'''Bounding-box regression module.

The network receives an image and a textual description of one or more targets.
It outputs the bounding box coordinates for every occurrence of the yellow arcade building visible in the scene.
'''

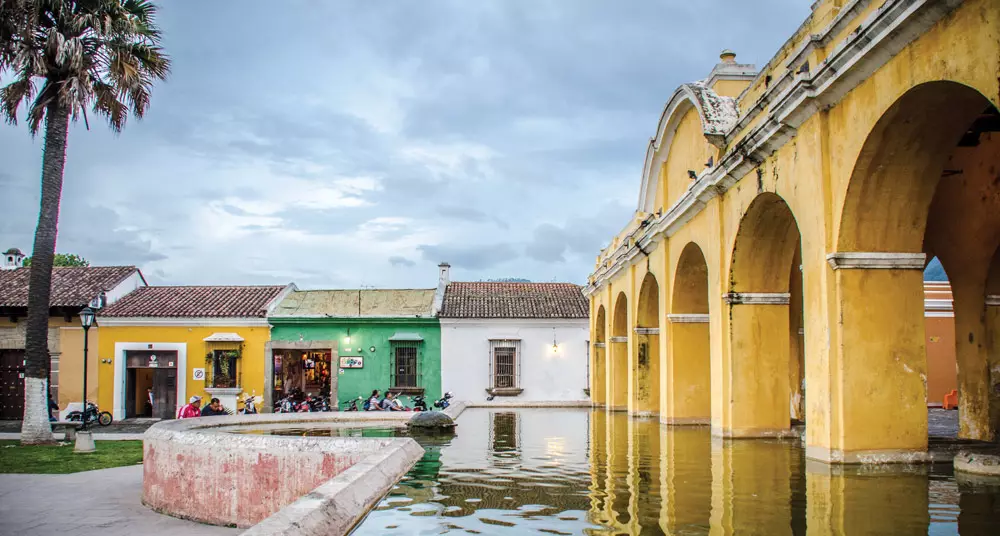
[96,285,291,419]
[586,0,1000,464]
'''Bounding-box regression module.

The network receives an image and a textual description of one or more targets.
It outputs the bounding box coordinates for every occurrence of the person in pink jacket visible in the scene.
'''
[177,395,202,419]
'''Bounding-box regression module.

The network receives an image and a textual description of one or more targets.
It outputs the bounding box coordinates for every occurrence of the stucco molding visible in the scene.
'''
[826,252,926,270]
[608,336,628,343]
[985,295,1000,307]
[666,314,710,323]
[722,293,790,305]
[593,342,607,349]
[113,342,187,421]
[587,0,962,295]
[634,327,660,335]
[98,317,269,327]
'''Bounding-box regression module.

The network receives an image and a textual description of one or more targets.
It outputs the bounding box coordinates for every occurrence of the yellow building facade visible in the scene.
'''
[587,0,1000,463]
[95,285,289,419]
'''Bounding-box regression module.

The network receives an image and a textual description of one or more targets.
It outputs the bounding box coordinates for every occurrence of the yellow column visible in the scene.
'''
[665,314,711,424]
[610,338,629,410]
[592,343,607,406]
[819,253,928,462]
[720,293,792,437]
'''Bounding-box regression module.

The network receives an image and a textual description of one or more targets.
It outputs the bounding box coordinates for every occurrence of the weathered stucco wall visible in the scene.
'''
[142,412,424,530]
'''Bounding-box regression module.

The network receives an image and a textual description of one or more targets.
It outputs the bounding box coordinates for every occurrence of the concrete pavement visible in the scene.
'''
[0,465,239,536]
[0,432,145,441]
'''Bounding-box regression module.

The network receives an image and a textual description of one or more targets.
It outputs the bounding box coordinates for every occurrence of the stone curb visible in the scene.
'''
[954,450,1000,477]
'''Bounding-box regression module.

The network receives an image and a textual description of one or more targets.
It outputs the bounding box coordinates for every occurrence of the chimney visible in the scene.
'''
[720,49,737,64]
[2,248,26,270]
[432,262,451,316]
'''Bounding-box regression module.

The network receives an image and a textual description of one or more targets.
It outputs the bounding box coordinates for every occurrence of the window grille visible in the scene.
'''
[489,411,519,452]
[489,339,521,390]
[391,341,420,389]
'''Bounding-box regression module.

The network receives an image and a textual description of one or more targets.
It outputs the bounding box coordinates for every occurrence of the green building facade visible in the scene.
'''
[267,289,441,409]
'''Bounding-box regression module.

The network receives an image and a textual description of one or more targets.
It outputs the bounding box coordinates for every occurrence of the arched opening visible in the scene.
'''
[667,242,711,423]
[835,81,1000,452]
[593,306,608,406]
[611,293,630,410]
[922,257,957,413]
[725,192,803,437]
[633,273,661,415]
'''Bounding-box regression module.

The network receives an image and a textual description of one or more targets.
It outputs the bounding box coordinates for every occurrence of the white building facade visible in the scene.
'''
[438,267,590,403]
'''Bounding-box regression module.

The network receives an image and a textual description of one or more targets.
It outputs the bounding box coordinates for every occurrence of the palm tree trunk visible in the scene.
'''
[20,102,70,445]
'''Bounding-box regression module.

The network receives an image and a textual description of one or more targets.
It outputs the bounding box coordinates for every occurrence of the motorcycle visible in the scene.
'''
[308,394,332,412]
[240,394,259,415]
[433,391,454,410]
[66,401,113,426]
[274,394,296,413]
[342,397,362,412]
[412,394,428,412]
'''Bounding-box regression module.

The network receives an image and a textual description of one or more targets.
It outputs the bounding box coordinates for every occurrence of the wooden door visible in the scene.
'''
[0,350,25,420]
[152,369,177,419]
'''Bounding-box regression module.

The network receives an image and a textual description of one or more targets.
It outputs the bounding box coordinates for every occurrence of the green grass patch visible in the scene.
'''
[0,440,143,474]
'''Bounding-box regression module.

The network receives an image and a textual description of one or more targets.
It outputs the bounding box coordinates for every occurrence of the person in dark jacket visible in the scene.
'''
[200,398,227,417]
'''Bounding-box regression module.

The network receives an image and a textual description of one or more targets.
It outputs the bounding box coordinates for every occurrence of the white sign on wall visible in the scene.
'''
[193,368,205,381]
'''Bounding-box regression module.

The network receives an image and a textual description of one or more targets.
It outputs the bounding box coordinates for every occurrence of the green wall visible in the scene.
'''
[270,318,441,407]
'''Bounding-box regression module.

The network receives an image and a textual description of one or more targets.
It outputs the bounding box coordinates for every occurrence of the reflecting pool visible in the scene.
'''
[314,408,1000,535]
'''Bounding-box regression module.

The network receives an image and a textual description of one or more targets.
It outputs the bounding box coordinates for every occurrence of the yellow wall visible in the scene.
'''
[58,327,100,408]
[97,324,271,417]
[588,0,1000,461]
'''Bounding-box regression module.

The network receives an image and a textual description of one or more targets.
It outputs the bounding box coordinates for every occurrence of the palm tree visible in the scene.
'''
[0,0,170,444]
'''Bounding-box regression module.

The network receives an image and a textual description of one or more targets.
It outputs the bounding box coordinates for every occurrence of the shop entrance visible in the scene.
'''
[272,350,333,405]
[125,350,177,419]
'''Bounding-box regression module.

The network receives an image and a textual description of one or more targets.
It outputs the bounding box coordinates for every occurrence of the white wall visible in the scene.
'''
[440,318,589,402]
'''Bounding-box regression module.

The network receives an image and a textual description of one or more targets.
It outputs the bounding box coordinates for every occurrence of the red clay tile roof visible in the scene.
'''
[0,266,139,308]
[99,285,286,318]
[440,282,588,319]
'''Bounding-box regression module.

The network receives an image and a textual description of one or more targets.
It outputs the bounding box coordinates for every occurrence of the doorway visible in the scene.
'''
[0,349,25,420]
[272,350,333,405]
[125,350,177,419]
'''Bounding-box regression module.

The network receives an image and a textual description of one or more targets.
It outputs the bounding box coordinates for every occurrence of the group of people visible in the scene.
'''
[365,389,407,411]
[177,395,228,418]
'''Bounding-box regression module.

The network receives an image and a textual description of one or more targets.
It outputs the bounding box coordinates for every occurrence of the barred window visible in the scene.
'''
[392,341,420,389]
[489,339,521,389]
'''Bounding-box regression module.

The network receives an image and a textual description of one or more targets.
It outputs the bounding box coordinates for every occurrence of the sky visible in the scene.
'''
[0,0,812,289]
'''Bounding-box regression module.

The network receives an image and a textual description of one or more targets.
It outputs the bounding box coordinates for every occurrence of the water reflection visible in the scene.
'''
[346,409,999,535]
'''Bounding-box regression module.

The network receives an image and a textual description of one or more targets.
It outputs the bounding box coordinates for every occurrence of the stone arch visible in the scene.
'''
[633,273,661,415]
[831,81,1000,450]
[665,242,711,423]
[593,305,608,406]
[610,292,630,410]
[723,192,802,437]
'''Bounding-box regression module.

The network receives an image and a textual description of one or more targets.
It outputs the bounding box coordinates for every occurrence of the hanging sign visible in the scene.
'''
[339,356,364,369]
[193,368,206,381]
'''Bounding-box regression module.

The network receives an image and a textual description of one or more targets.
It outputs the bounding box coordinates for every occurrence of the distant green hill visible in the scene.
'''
[924,257,947,281]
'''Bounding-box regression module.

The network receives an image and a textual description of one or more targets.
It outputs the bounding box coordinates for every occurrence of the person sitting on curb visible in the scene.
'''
[381,391,404,411]
[365,389,381,411]
[178,395,202,418]
[200,397,227,417]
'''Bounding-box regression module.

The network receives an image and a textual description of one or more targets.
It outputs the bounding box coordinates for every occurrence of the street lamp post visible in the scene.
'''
[75,307,96,453]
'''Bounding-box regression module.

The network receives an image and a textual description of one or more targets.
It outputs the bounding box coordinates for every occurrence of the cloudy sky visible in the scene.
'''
[0,0,810,289]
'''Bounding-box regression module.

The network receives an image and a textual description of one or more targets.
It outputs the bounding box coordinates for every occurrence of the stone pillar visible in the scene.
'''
[816,252,928,463]
[664,314,711,424]
[592,342,607,406]
[632,327,660,416]
[717,292,792,438]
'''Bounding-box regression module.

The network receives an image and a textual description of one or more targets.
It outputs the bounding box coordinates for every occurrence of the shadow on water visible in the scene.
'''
[258,409,1000,535]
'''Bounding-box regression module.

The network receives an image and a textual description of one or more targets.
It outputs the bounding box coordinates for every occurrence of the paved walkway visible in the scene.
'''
[0,432,145,441]
[0,465,239,536]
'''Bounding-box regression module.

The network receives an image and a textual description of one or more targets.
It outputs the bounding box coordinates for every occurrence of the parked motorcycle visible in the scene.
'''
[342,397,362,412]
[433,391,454,410]
[412,394,428,412]
[240,394,259,415]
[308,394,332,412]
[66,401,113,426]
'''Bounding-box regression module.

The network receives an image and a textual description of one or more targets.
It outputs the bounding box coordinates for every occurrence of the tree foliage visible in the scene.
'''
[23,252,90,267]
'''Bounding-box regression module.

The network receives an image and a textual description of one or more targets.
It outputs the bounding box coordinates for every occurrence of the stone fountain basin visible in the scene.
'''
[142,411,432,535]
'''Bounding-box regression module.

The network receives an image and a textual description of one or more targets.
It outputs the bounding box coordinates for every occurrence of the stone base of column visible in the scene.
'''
[712,425,799,439]
[661,416,710,425]
[74,431,96,453]
[629,409,659,418]
[806,445,931,464]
